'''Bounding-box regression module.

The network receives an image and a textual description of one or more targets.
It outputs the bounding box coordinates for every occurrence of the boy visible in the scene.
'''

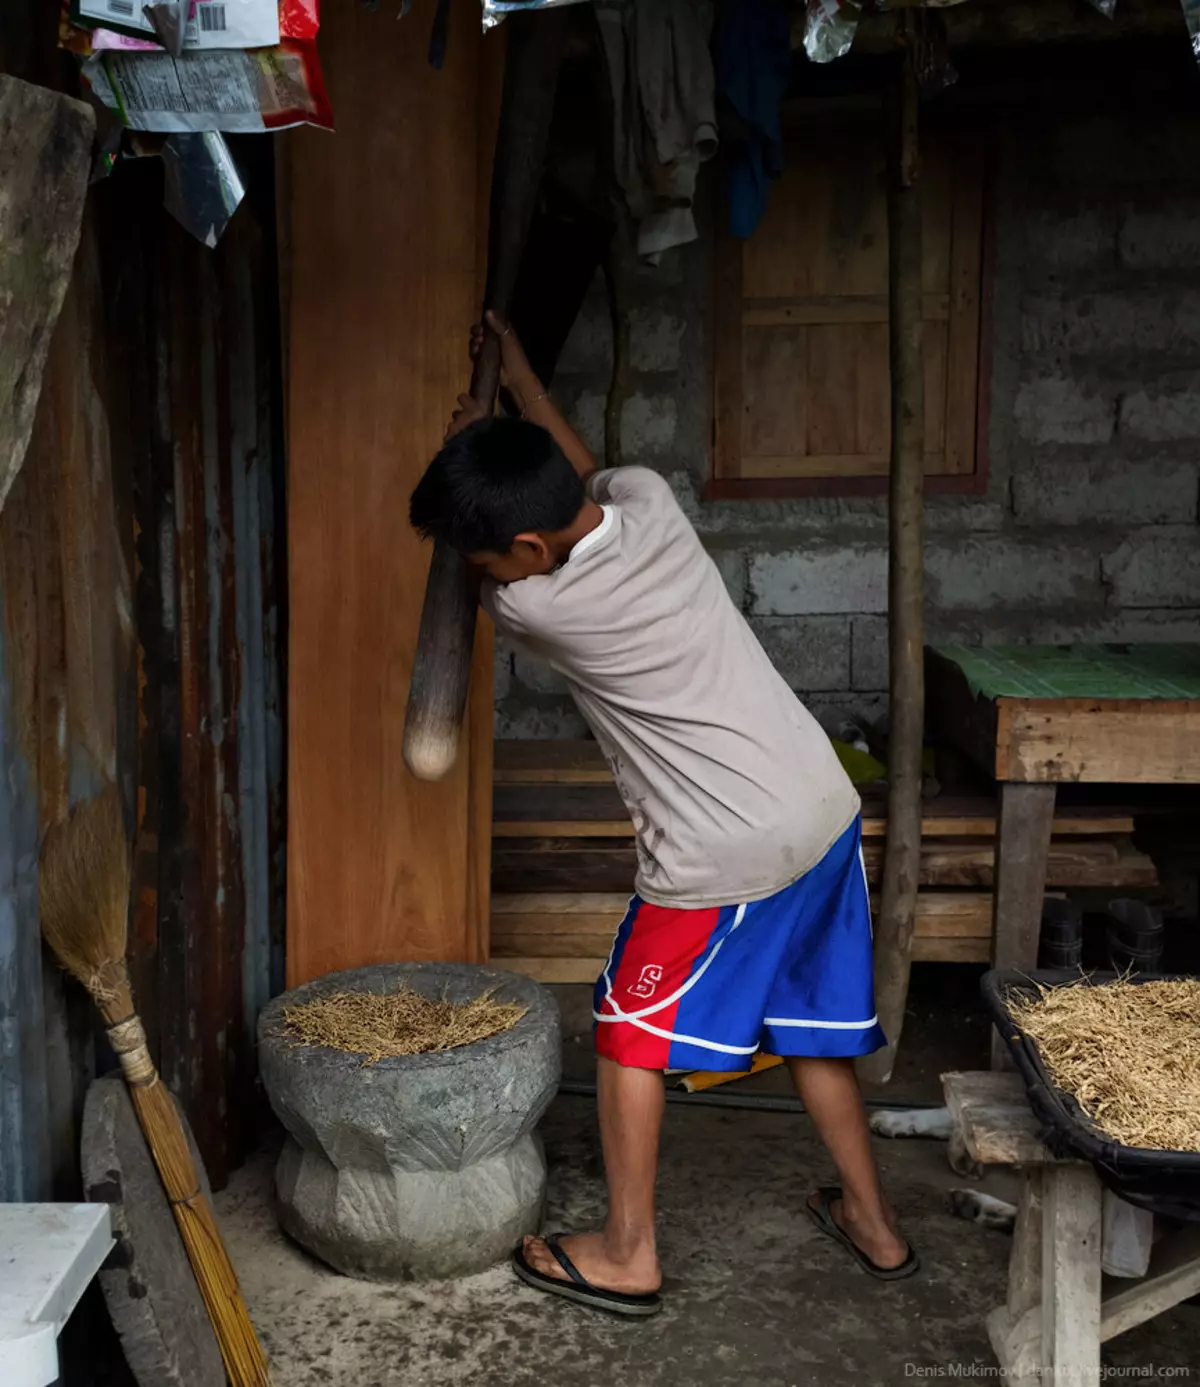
[409,313,917,1316]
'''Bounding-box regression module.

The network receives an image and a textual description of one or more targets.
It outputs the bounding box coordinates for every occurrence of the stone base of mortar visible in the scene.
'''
[275,1131,547,1281]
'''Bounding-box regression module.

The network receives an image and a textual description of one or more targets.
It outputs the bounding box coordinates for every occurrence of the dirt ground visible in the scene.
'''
[217,973,1200,1386]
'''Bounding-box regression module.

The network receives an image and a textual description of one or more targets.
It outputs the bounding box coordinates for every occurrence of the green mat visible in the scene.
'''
[932,643,1200,701]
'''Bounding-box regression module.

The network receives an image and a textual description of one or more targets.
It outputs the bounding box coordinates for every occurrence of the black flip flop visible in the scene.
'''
[511,1234,663,1317]
[806,1186,920,1281]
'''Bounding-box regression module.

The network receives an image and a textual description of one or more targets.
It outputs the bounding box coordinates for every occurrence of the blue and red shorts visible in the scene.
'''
[593,817,886,1071]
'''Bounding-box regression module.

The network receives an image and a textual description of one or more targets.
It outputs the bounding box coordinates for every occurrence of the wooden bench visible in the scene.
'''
[943,1071,1200,1386]
[0,1203,113,1387]
[491,741,1157,981]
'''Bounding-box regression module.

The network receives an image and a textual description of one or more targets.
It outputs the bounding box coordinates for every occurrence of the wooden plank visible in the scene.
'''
[743,324,807,458]
[1041,1165,1102,1387]
[495,819,636,838]
[992,783,1058,970]
[495,942,990,973]
[740,452,890,478]
[1009,1170,1044,1322]
[903,892,993,937]
[494,739,607,782]
[922,317,948,463]
[492,808,1138,839]
[806,322,862,458]
[742,292,950,326]
[494,782,629,822]
[991,783,1057,1068]
[987,1169,1046,1384]
[497,936,997,981]
[494,956,609,984]
[493,891,632,915]
[286,0,487,983]
[492,933,618,959]
[492,890,994,937]
[998,699,1200,784]
[942,1070,1053,1166]
[1100,1225,1200,1341]
[863,837,1154,890]
[990,1224,1200,1375]
[911,936,990,962]
[494,837,1154,894]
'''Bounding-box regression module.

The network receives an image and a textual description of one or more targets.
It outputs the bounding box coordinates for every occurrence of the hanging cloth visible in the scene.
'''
[715,0,792,240]
[596,0,718,265]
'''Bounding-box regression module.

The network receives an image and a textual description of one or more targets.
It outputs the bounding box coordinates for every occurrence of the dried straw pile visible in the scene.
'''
[282,986,527,1065]
[1009,977,1200,1152]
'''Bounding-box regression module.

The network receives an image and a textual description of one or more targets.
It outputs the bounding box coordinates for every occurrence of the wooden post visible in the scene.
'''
[603,212,635,471]
[861,41,925,1085]
[1042,1165,1103,1387]
[990,781,1057,1068]
[403,10,568,782]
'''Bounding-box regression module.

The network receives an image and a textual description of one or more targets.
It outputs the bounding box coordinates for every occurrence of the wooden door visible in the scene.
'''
[714,127,985,490]
[284,0,495,985]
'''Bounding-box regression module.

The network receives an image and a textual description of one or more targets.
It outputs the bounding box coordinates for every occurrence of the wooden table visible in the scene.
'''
[927,644,1200,1065]
[944,1071,1200,1387]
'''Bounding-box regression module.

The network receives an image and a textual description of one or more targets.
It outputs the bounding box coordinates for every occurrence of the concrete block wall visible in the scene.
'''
[494,113,1200,740]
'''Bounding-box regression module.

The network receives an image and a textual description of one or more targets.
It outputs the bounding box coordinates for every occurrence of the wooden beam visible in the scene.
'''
[996,698,1200,784]
[862,38,925,1087]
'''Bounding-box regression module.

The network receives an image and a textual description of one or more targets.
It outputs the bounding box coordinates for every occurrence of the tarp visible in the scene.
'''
[933,643,1200,701]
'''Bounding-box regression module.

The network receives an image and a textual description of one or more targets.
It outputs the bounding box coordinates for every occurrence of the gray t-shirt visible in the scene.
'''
[482,467,860,908]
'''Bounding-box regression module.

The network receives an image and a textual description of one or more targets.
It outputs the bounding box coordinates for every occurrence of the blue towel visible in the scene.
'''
[715,0,793,240]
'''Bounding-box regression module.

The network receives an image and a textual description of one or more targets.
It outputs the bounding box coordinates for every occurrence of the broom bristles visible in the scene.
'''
[39,784,131,1007]
[39,785,273,1386]
[132,1080,272,1387]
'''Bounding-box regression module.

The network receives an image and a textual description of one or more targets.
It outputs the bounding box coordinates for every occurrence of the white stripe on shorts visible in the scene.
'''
[763,1014,879,1030]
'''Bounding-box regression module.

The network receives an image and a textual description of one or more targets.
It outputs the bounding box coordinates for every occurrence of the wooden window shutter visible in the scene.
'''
[713,126,987,496]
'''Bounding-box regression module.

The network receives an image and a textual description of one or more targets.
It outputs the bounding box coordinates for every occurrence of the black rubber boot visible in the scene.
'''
[1106,898,1164,974]
[1038,897,1083,972]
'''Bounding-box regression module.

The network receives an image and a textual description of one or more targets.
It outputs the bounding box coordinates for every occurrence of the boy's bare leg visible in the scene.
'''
[786,1056,910,1269]
[522,1056,664,1293]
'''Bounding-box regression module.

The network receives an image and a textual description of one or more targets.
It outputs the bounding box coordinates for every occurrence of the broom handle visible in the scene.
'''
[106,1013,273,1387]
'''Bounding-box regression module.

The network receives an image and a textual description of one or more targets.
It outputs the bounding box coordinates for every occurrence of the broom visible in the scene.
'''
[39,785,273,1387]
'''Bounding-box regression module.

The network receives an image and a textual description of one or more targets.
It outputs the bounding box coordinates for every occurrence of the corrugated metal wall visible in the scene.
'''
[0,50,286,1197]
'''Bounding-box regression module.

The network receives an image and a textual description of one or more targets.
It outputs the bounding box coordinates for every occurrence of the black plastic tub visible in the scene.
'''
[982,968,1200,1222]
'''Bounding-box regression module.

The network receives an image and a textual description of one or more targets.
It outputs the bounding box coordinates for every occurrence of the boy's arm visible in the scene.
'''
[513,382,596,482]
[484,312,597,482]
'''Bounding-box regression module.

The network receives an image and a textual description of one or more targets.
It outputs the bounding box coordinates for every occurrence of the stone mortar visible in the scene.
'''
[258,962,561,1282]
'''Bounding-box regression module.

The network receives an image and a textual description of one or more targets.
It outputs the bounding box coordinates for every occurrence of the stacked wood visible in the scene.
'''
[490,741,1158,983]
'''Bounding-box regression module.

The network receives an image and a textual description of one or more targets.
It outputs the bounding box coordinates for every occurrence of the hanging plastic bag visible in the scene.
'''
[162,131,246,246]
[83,39,334,132]
[1184,0,1200,60]
[73,0,281,51]
[480,0,590,33]
[803,0,861,65]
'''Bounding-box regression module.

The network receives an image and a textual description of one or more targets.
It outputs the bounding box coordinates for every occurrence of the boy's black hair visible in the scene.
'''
[409,417,585,554]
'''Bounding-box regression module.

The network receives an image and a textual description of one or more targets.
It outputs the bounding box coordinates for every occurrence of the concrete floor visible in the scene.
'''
[217,976,1200,1386]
